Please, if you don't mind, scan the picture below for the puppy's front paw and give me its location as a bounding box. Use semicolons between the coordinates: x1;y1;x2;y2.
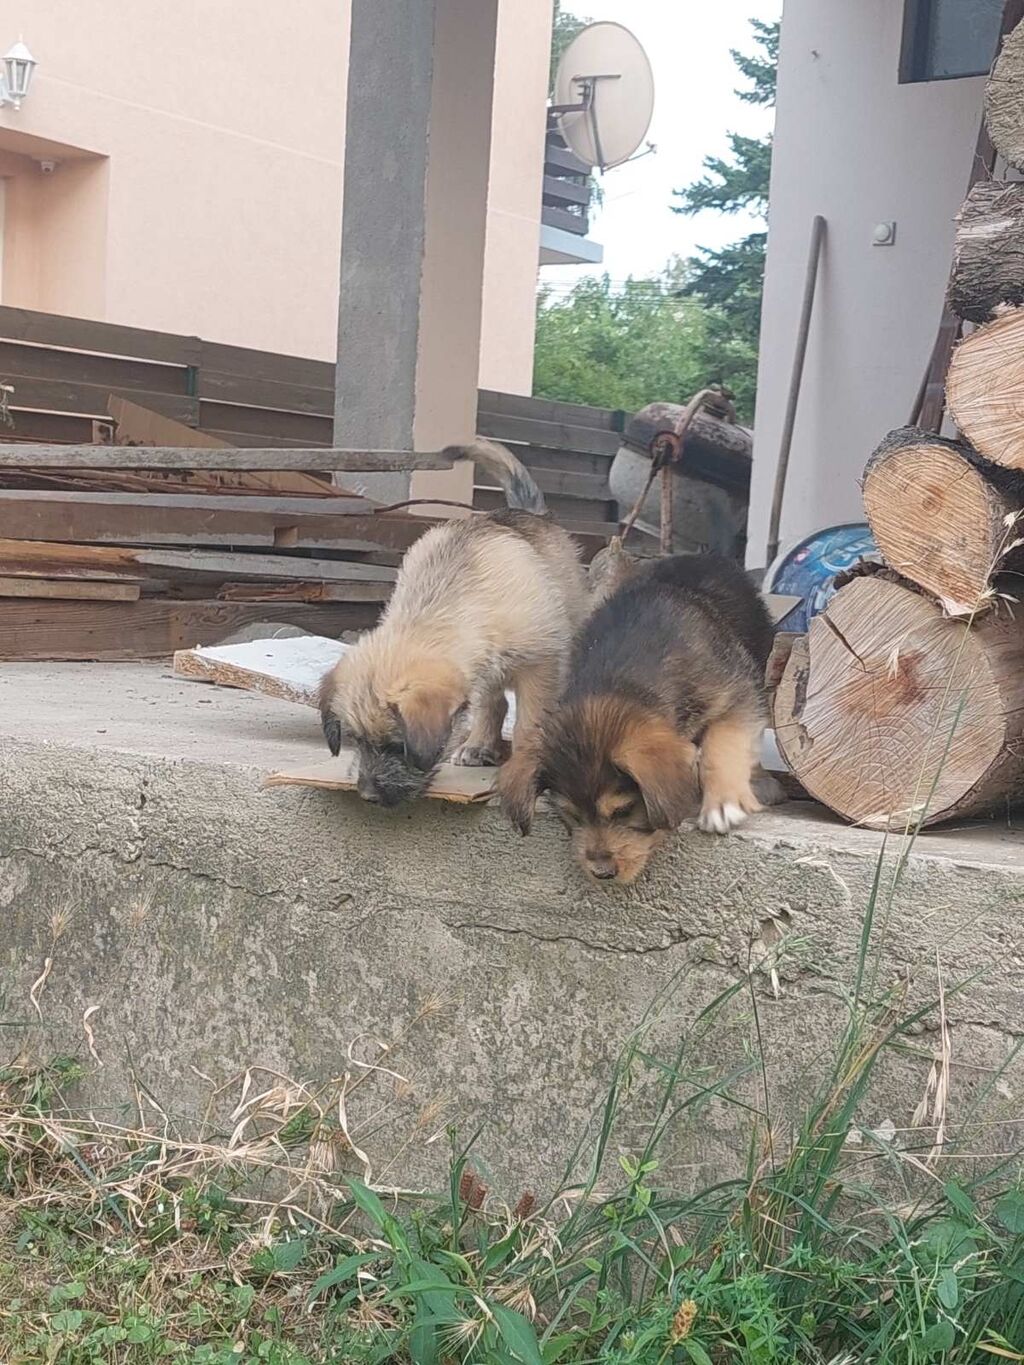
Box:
449;741;508;768
698;789;760;835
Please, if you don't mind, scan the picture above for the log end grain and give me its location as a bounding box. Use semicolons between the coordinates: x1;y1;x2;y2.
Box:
862;427;1023;615
773;575;1024;829
946;309;1024;469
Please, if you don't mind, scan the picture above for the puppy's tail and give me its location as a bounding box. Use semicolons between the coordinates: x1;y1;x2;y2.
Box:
442;438;545;515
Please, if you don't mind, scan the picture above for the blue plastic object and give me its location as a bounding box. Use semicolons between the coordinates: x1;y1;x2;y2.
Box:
767;523;877;634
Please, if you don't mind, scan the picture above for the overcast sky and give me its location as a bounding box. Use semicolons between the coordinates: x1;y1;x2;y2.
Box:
542;0;781;292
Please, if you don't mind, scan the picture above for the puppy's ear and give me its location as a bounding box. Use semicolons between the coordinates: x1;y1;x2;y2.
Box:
613;717;699;831
318;668;344;756
390;661;467;771
498;750;542;835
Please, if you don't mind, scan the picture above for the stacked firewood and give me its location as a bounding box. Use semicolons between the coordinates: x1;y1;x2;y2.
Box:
773;21;1024;830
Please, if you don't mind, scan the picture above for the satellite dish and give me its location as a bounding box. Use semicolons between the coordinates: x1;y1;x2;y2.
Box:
552;22;654;171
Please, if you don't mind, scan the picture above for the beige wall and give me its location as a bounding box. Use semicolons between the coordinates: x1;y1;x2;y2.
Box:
748;0;985;567
0;0;548;390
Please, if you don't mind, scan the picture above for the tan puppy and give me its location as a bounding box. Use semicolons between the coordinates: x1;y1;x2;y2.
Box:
318;440;589;809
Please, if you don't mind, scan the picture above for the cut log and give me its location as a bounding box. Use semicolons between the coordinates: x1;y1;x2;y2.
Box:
946;308;1024;467
773;573;1024;829
986;19;1024;174
862;426;1024;615
949;182;1024;322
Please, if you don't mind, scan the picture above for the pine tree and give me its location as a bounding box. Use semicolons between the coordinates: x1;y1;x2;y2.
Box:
671;18;778;414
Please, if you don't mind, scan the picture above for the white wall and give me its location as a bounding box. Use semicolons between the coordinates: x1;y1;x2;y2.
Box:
748;0;986;566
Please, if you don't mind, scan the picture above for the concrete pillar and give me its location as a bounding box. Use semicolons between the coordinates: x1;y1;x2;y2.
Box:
334;0;499;508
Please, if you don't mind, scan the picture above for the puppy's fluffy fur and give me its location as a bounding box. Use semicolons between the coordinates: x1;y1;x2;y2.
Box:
504;554;774;884
318;440;589;808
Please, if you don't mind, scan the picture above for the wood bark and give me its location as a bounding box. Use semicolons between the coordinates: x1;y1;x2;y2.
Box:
773;574;1024;829
862;426;1024;616
949;182;1024;321
946;308;1024;468
986;18;1024;174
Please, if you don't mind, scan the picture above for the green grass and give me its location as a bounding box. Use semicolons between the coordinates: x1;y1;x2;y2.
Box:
2;893;1023;1365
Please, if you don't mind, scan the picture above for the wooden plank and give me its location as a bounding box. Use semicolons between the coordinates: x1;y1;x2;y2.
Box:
200;340;334;391
195;426;331;450
133;548;397;583
174;635;346;705
0;492;430;553
197;369;333;417
0;576;141;601
514;443;614;477
474;413;621;457
0;341;188;396
4;377;198;425
217;580;393;603
198;399;332;446
0;537;397;585
0;599;380;661
0;305;201;366
0;467;342;496
478;388;625;433
5;410;110;444
474;466;609;501
109;395;230;447
472;485;615;524
0;539;147;581
0;444;456;473
111;396;335;496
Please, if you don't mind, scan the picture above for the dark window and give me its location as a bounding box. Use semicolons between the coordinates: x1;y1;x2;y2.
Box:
901;0;1004;82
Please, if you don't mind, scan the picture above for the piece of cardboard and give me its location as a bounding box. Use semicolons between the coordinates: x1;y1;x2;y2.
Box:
108;395;231;449
107;396;340;495
263;751;497;803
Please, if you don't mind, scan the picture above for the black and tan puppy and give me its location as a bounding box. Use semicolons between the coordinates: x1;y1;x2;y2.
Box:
318;440;589;809
503;554;774;884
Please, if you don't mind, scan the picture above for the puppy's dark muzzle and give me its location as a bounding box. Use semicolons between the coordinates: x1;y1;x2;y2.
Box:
356;750;432;808
585;854;618;881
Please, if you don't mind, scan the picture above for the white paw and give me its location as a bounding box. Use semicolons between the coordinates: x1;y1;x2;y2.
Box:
698;801;748;835
449;743;502;768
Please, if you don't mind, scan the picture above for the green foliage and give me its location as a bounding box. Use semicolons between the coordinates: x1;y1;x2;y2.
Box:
549;0;590;98
535;18;778;424
731;18;779;107
3;940;1024;1363
534;269;758;421
671;18;780;413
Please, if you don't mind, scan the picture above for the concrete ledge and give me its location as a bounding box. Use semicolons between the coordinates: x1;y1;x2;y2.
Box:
2;663;1023;1193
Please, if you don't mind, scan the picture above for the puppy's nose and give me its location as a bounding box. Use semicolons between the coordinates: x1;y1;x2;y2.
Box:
586;854;617;880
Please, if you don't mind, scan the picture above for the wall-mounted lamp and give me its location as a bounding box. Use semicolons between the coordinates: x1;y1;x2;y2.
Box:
0;41;37;111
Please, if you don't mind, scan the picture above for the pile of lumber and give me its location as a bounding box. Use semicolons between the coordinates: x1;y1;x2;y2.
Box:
0;402;448;661
773;20;1024;830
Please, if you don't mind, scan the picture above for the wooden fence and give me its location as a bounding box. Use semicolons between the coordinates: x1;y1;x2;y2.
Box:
0;305;624;541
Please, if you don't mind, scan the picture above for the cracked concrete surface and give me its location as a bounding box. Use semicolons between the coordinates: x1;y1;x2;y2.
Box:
2;662;1024;1193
